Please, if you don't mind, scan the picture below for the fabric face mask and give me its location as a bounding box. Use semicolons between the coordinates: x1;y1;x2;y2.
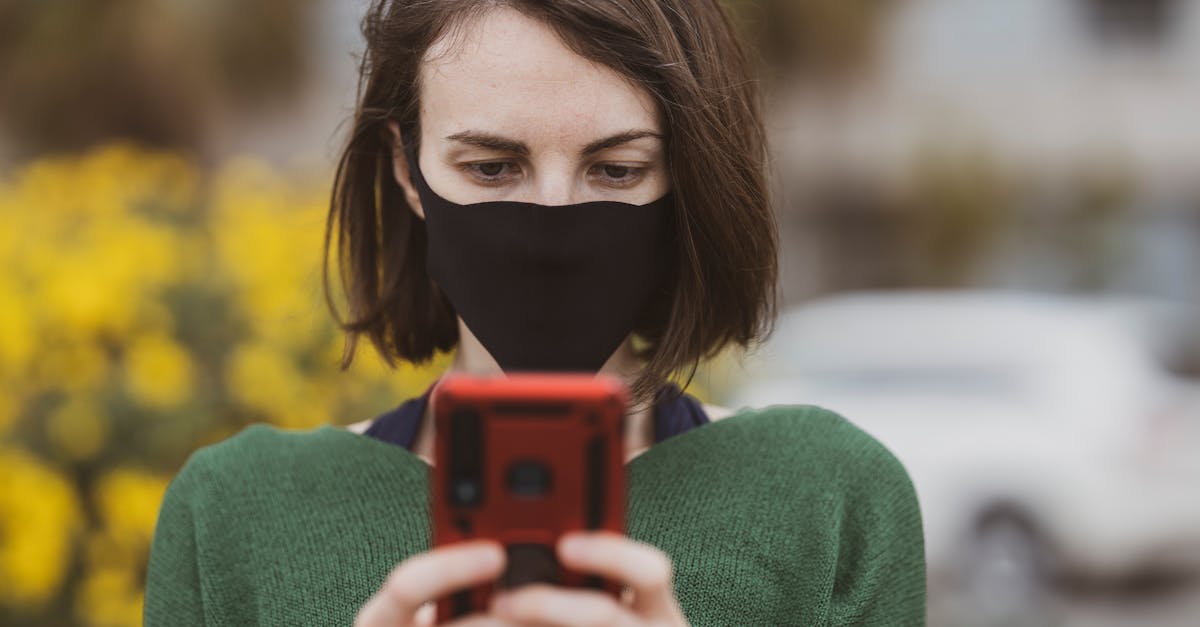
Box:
402;139;674;373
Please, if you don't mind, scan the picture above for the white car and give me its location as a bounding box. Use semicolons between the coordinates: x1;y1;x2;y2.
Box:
724;289;1200;612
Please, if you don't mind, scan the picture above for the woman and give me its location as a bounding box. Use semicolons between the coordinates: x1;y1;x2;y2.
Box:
144;1;926;625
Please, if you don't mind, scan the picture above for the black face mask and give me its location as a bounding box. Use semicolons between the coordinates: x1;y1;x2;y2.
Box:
402;139;674;373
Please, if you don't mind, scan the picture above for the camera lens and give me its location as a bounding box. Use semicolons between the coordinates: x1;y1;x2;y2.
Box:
507;460;552;497
452;479;481;506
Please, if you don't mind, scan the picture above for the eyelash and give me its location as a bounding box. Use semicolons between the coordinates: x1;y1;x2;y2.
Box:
459;162;647;188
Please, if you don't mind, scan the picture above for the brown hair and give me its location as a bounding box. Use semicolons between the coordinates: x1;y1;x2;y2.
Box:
324;0;778;404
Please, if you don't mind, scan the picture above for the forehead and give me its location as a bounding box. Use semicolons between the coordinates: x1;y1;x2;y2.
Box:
419;7;661;142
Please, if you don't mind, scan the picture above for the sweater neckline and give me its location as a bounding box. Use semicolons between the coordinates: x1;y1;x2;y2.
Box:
315;404;755;473
363;379;711;451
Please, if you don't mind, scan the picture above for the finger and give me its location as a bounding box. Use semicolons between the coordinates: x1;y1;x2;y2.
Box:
489;584;640;627
357;541;505;625
557;531;678;617
415;602;434;627
417;600;524;627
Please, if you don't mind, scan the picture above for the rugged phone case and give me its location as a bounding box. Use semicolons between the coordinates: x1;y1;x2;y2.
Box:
432;373;628;621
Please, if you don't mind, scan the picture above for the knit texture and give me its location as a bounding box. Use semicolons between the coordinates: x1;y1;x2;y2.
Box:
144;404;926;625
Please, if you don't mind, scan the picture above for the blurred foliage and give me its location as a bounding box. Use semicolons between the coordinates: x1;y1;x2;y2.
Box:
0;0;896;158
898;143;1015;287
796;143;1144;292
800;144;1015;290
1054;158;1137;290
0;143;447;625
0;0;316;157
722;0;895;82
0;142;723;625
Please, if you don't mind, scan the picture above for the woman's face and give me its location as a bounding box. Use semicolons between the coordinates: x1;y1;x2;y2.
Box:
389;6;670;213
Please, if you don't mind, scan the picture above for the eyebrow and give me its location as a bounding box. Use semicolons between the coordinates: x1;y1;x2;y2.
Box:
443;129;663;158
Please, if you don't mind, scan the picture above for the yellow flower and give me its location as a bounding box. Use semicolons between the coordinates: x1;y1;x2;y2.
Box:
0;393;19;437
0;448;82;607
123;332;194;409
78;471;165;624
226;341;303;415
32;340;110;395
76;566;144;627
83;529;125;575
33;217;182;340
0;140;462;617
77;466;170;625
93;467;170;551
208;156;332;346
0;276;34;379
45;396;110;461
6;143;192;349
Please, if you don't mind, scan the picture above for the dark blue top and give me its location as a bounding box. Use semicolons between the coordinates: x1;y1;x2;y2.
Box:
364;379;710;450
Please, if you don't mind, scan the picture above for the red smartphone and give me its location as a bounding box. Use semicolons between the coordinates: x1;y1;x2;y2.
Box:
431;372;628;621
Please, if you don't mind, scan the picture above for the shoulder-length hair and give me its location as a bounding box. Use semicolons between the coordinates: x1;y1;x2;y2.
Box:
325;0;778;405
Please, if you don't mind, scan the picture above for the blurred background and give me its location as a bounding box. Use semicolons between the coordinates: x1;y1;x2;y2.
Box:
0;0;1197;625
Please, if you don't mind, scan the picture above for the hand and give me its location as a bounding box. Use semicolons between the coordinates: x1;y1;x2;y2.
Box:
487;531;690;627
354;539;521;627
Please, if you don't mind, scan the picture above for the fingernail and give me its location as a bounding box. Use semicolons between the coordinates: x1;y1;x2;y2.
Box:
560;535;585;560
482;544;504;569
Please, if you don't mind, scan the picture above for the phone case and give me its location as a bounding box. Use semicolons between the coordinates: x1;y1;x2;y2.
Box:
431;373;628;621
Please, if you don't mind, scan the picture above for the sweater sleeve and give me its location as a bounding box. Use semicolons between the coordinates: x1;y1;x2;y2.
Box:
143;452;208;626
826;423;927;626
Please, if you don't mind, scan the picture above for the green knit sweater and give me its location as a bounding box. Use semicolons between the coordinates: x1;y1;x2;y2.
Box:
143;404;926;625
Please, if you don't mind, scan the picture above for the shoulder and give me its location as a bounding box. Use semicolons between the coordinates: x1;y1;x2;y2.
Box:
714;404;918;502
153;422;431;545
715;403;900;460
180;423;319;476
148;424;313;578
160;422;402;508
158;424;313;503
650;402;917;494
729;405;925;551
650;403;923;549
737;406;926;618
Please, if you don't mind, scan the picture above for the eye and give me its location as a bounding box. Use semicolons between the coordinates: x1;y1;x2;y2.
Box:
477;163;505;177
461;161;518;184
591;163;646;188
